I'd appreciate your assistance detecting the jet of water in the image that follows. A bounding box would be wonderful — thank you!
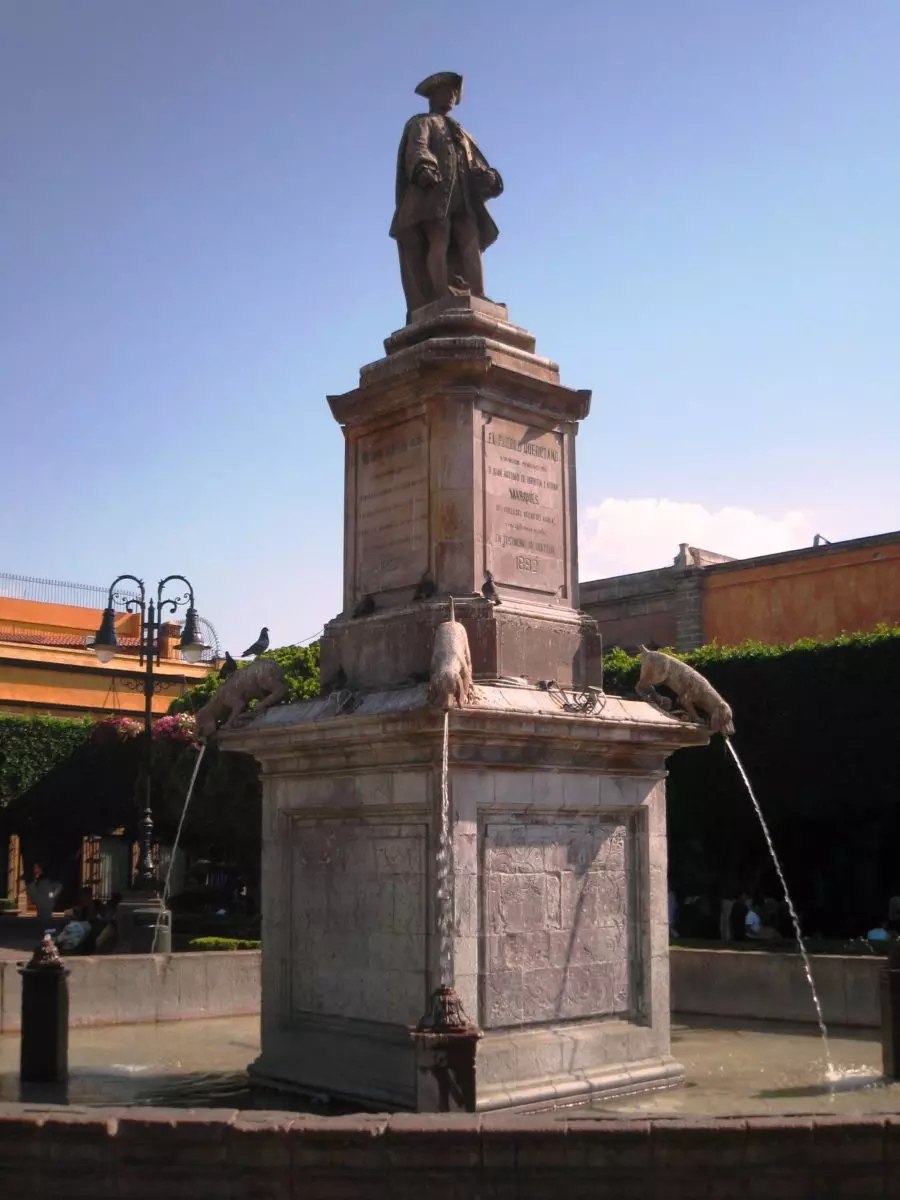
[725,737,835,1076]
[151,743,206,954]
[435,710,454,986]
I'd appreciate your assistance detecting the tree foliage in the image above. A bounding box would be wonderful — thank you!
[169,642,321,714]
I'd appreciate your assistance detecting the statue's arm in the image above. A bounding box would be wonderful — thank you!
[466,136,503,198]
[404,116,441,186]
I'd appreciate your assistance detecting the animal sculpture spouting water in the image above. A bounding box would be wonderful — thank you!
[195,656,290,739]
[636,646,735,736]
[428,598,473,709]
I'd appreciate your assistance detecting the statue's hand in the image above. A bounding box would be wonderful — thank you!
[414,165,441,189]
[476,168,502,198]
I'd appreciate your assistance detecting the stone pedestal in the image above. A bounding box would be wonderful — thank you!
[223,686,707,1110]
[321,296,593,691]
[222,299,708,1110]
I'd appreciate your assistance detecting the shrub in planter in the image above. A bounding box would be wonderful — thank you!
[188,936,261,951]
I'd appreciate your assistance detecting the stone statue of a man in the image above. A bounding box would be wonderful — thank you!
[390,72,503,322]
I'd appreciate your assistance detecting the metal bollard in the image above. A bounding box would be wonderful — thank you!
[411,985,482,1112]
[18,933,70,1084]
[116,898,172,953]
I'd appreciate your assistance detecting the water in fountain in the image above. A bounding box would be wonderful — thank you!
[725,737,835,1076]
[151,743,206,953]
[435,709,454,985]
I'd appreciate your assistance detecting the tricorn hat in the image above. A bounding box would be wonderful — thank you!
[415,72,464,101]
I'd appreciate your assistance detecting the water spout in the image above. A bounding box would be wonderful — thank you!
[725,737,834,1075]
[151,743,206,953]
[435,710,453,986]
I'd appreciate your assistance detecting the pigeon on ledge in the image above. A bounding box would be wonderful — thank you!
[241,627,270,658]
[353,594,376,618]
[218,651,238,680]
[482,572,501,605]
[413,571,437,601]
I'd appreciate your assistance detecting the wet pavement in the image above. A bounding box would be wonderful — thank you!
[2,1014,899,1116]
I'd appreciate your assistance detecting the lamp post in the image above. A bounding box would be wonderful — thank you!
[91,575,206,900]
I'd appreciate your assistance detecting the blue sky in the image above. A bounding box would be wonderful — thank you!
[2,0,897,655]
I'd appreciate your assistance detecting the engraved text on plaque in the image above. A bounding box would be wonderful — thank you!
[356,418,429,593]
[484,417,565,594]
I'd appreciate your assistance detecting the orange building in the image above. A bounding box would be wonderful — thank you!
[0,573,214,719]
[580,530,900,652]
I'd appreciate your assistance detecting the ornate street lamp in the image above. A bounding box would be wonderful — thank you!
[92,574,207,895]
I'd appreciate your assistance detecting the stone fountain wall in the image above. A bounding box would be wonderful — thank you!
[224,686,704,1110]
[3,1108,892,1198]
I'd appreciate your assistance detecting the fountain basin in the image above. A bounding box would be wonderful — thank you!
[1,1016,899,1198]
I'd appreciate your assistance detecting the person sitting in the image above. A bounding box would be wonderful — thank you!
[94,892,122,954]
[729,893,750,941]
[745,901,780,941]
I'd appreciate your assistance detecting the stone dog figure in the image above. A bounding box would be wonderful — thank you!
[428,598,474,709]
[636,647,735,737]
[390,71,503,320]
[195,657,290,739]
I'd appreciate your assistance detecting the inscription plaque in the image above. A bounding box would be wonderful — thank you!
[483,416,565,594]
[356,417,429,593]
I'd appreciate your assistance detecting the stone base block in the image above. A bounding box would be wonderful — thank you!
[223,683,708,1113]
[321,598,595,691]
[249,1020,683,1113]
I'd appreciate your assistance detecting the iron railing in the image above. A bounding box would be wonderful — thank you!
[0,572,136,610]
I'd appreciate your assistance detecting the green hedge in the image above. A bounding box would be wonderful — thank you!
[0,715,92,808]
[606,626,900,937]
[187,937,261,952]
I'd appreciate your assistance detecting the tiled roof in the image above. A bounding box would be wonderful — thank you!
[0,630,142,650]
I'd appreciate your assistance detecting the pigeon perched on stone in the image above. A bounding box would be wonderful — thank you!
[353,594,376,618]
[413,571,436,601]
[482,572,501,605]
[241,627,270,658]
[218,651,238,680]
[331,666,348,691]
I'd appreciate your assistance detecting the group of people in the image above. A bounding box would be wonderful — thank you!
[55,886,122,955]
[667,888,793,942]
[24,865,121,955]
[669,887,900,947]
[726,893,788,942]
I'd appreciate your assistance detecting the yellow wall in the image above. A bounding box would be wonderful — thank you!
[704,540,900,647]
[0,597,212,719]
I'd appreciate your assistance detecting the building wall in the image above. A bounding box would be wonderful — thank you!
[580,531,900,652]
[703,535,900,647]
[0,594,211,719]
[579,565,704,652]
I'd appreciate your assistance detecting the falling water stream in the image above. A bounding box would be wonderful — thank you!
[725,737,835,1076]
[435,710,453,985]
[151,743,206,953]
